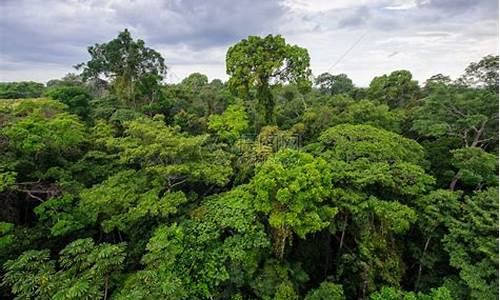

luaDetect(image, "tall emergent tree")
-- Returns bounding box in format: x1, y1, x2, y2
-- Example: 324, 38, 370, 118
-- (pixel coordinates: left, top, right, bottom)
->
226, 34, 312, 125
76, 29, 167, 108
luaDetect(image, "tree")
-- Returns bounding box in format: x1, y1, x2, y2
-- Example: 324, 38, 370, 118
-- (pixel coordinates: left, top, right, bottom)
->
0, 99, 87, 224
273, 84, 308, 129
76, 29, 167, 108
1, 29, 498, 300
181, 72, 209, 92
115, 186, 270, 299
45, 85, 91, 119
250, 149, 338, 259
449, 147, 498, 190
43, 114, 233, 236
226, 34, 312, 125
208, 103, 249, 143
3, 238, 126, 300
458, 55, 499, 91
46, 73, 84, 88
0, 82, 45, 99
412, 81, 498, 190
369, 286, 453, 300
305, 281, 345, 300
443, 187, 499, 300
175, 73, 230, 117
331, 99, 401, 133
411, 189, 461, 290
315, 73, 354, 96
413, 86, 498, 149
423, 74, 452, 90
310, 124, 434, 297
367, 70, 420, 108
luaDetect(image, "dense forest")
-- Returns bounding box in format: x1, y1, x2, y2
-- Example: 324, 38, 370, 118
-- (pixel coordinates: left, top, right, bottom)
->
0, 29, 498, 300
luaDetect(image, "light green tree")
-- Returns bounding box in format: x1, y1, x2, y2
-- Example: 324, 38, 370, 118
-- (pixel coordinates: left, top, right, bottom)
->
305, 281, 345, 300
208, 103, 249, 143
251, 149, 338, 259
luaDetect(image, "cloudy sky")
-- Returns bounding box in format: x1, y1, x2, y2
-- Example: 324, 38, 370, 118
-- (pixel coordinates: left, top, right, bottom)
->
0, 0, 498, 86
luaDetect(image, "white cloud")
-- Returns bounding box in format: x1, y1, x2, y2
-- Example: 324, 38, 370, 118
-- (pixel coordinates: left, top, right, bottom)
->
283, 0, 379, 12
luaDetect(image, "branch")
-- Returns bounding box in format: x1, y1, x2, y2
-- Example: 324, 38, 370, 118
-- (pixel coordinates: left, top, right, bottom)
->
444, 105, 467, 118
20, 189, 44, 202
476, 137, 495, 144
170, 177, 188, 189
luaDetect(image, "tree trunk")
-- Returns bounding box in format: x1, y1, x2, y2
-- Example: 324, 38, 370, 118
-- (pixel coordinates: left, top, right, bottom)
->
104, 274, 109, 300
337, 214, 348, 259
416, 236, 431, 290
470, 120, 487, 148
450, 120, 488, 190
449, 171, 461, 191
324, 232, 331, 277
274, 226, 290, 260
257, 83, 274, 125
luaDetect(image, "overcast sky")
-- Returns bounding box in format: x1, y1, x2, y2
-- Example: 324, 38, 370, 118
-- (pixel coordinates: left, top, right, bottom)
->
0, 0, 498, 86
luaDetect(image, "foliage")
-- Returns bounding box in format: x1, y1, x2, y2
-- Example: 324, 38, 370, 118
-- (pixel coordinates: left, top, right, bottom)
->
0, 99, 86, 156
0, 32, 497, 300
367, 70, 420, 108
315, 73, 354, 96
304, 281, 345, 300
0, 222, 14, 250
0, 99, 87, 228
250, 149, 338, 258
369, 286, 453, 300
76, 29, 166, 108
332, 99, 401, 132
412, 85, 498, 149
3, 238, 125, 300
208, 103, 249, 143
458, 55, 499, 91
0, 81, 45, 99
116, 186, 270, 299
226, 34, 312, 124
450, 147, 498, 189
443, 188, 499, 300
45, 85, 91, 119
309, 124, 433, 297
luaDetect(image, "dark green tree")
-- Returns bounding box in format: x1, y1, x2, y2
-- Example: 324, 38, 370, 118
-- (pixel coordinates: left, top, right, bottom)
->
76, 29, 167, 108
443, 188, 499, 300
45, 86, 91, 119
315, 73, 354, 96
367, 70, 420, 108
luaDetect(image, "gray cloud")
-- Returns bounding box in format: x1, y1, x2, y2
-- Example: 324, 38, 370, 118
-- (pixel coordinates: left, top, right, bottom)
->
333, 0, 498, 32
418, 0, 499, 17
113, 0, 288, 48
338, 7, 372, 29
0, 0, 121, 66
0, 0, 498, 85
0, 0, 287, 67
